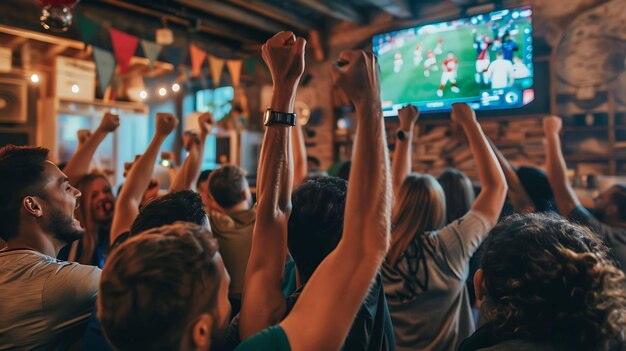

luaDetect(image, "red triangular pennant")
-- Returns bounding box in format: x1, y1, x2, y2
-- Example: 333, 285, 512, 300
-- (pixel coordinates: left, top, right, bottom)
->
108, 28, 139, 74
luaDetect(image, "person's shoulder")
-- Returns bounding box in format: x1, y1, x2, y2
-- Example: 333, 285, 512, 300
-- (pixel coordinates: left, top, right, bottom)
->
45, 260, 101, 293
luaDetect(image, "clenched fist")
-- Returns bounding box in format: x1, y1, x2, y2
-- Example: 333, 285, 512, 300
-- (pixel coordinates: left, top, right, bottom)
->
262, 31, 306, 90
451, 103, 477, 127
155, 112, 178, 137
331, 50, 380, 109
198, 112, 215, 138
543, 115, 562, 135
77, 130, 92, 146
97, 112, 120, 133
398, 104, 419, 131
183, 131, 201, 151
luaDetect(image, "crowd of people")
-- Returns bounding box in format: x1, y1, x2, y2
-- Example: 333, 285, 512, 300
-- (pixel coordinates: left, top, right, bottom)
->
1, 31, 625, 351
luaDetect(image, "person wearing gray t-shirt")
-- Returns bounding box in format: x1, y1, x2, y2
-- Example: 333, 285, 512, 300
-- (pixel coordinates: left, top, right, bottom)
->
386, 104, 507, 350
0, 146, 101, 350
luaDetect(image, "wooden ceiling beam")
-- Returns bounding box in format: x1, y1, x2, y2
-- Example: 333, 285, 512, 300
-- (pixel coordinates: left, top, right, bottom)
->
226, 0, 318, 32
292, 0, 364, 24
100, 0, 258, 45
360, 0, 413, 19
174, 0, 286, 34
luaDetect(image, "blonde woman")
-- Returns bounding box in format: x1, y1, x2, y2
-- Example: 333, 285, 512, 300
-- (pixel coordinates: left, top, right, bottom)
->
383, 103, 507, 351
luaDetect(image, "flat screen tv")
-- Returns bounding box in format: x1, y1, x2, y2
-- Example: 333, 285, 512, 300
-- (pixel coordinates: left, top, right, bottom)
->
373, 6, 534, 116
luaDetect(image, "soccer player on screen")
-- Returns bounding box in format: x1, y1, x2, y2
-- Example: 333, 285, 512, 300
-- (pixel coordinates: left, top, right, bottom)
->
473, 31, 493, 86
394, 51, 403, 73
501, 32, 519, 61
434, 37, 444, 55
512, 56, 531, 79
423, 49, 437, 77
413, 44, 423, 66
487, 50, 515, 89
437, 51, 460, 97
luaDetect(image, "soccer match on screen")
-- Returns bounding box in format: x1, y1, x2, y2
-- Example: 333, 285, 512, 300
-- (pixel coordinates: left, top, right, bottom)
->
373, 6, 534, 115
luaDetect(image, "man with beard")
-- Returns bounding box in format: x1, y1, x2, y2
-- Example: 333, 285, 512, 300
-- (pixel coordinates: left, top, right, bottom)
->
0, 145, 101, 350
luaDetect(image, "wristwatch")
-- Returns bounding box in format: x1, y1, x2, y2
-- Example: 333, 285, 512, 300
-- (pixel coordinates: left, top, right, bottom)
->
263, 109, 297, 126
396, 129, 412, 141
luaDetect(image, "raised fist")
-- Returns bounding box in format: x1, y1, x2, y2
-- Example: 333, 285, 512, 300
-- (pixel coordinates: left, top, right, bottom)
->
198, 112, 215, 138
155, 112, 178, 137
543, 115, 562, 135
97, 112, 120, 133
77, 129, 92, 146
183, 131, 201, 151
398, 104, 419, 131
451, 103, 477, 127
262, 31, 306, 90
331, 50, 380, 108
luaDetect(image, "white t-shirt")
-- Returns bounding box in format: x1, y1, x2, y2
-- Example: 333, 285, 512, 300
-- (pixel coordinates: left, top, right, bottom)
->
0, 249, 101, 350
382, 211, 492, 351
487, 59, 514, 89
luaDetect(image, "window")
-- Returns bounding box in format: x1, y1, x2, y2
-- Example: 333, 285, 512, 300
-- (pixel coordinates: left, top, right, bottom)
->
195, 86, 234, 121
195, 86, 235, 169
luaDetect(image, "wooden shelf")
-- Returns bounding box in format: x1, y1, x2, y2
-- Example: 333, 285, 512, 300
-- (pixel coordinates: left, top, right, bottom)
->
563, 126, 609, 132
564, 154, 626, 162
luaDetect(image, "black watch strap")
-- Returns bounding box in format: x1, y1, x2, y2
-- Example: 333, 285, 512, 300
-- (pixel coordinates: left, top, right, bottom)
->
264, 109, 296, 126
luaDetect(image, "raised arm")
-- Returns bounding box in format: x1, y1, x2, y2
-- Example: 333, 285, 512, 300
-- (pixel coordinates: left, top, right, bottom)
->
110, 113, 178, 244
169, 113, 214, 192
543, 116, 580, 215
392, 105, 418, 198
293, 122, 307, 188
240, 32, 305, 339
280, 50, 391, 351
64, 112, 119, 185
452, 103, 507, 225
487, 137, 534, 212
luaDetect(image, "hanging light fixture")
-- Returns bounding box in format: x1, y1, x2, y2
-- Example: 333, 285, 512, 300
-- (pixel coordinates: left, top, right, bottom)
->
37, 0, 80, 32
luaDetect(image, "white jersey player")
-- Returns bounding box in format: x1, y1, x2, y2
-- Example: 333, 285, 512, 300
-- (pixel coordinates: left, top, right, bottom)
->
394, 51, 403, 73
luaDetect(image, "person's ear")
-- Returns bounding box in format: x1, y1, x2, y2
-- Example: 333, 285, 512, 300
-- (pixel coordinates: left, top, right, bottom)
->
23, 196, 44, 218
191, 313, 212, 350
241, 190, 249, 202
473, 268, 486, 307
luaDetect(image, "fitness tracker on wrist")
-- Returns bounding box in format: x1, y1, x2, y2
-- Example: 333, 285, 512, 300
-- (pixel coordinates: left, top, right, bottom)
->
263, 109, 297, 126
396, 129, 412, 141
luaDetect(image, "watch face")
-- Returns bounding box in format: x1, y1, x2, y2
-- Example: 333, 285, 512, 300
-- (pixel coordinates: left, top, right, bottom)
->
396, 130, 406, 141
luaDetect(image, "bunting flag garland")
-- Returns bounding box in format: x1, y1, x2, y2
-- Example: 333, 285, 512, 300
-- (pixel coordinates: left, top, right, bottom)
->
164, 47, 184, 70
76, 15, 100, 47
226, 60, 243, 87
208, 54, 225, 87
140, 40, 162, 69
189, 44, 207, 77
92, 46, 116, 93
108, 28, 139, 74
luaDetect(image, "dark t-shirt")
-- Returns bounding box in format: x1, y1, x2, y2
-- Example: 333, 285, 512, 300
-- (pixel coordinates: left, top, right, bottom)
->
58, 226, 110, 268
222, 272, 395, 351
569, 205, 626, 270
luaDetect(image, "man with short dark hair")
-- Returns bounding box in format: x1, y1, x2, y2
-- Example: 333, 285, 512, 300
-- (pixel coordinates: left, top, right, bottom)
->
288, 177, 396, 350
84, 190, 211, 350
208, 164, 255, 315
0, 145, 100, 349
98, 222, 231, 350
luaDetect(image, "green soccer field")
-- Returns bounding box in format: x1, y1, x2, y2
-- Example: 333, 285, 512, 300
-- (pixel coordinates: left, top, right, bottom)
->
377, 22, 531, 107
